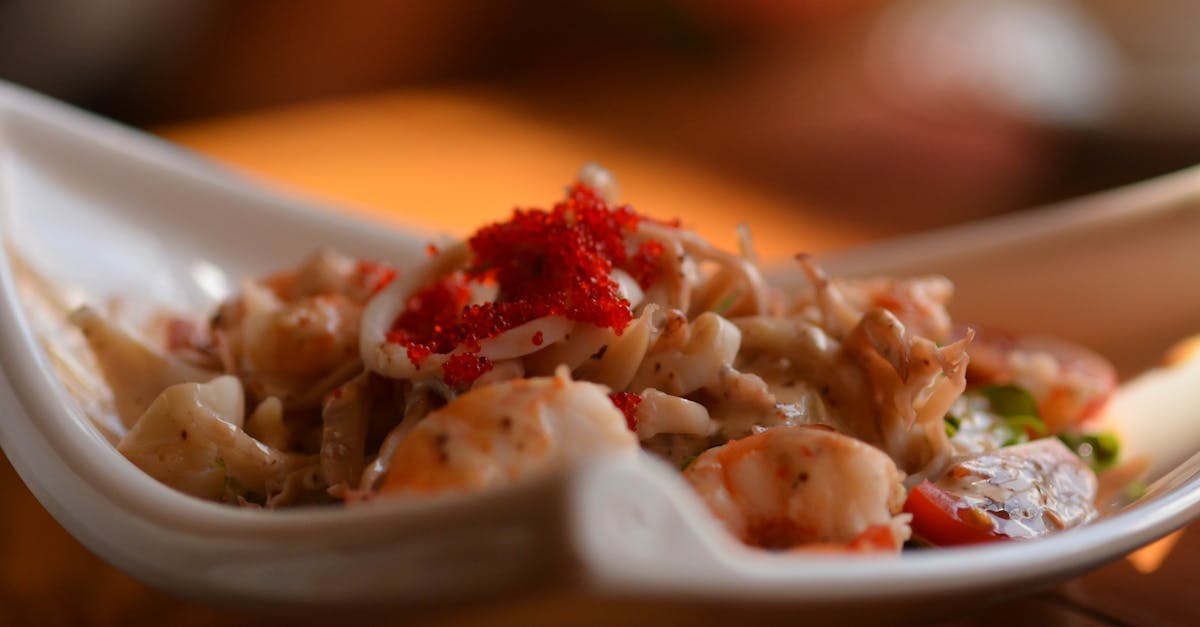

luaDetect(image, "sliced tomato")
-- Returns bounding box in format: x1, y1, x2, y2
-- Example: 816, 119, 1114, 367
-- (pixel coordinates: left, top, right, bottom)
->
903, 480, 1003, 546
906, 439, 1099, 546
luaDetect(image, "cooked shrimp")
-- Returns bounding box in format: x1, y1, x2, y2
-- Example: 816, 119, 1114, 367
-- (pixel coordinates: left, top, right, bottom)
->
965, 328, 1117, 433
242, 291, 363, 383
379, 370, 638, 495
684, 425, 910, 551
204, 249, 387, 403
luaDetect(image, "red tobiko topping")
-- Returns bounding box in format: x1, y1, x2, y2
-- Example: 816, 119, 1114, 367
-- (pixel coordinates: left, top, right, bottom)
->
388, 277, 472, 358
387, 183, 667, 373
355, 259, 398, 295
465, 184, 643, 330
442, 353, 494, 387
629, 240, 665, 289
532, 331, 544, 346
609, 392, 642, 431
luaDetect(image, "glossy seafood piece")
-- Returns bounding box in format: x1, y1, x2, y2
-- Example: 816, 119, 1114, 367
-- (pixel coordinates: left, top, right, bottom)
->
117, 376, 314, 502
69, 306, 217, 428
839, 309, 970, 481
380, 371, 638, 495
733, 309, 969, 483
915, 438, 1098, 543
208, 248, 382, 404
629, 311, 742, 396
684, 426, 910, 551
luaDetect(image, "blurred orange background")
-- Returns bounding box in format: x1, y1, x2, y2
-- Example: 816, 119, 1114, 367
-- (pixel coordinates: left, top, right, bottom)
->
5, 0, 1200, 237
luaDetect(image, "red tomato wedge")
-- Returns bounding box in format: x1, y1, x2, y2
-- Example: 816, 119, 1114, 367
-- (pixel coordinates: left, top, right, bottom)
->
905, 439, 1099, 546
903, 481, 1003, 546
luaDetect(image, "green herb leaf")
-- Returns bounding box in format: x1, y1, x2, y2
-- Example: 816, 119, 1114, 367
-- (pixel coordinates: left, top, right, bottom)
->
1005, 414, 1048, 440
1058, 431, 1121, 472
944, 414, 961, 438
979, 384, 1040, 419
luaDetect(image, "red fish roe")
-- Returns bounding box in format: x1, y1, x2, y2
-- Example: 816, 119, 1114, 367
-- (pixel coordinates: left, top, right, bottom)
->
609, 392, 642, 431
532, 331, 544, 346
355, 259, 398, 296
388, 277, 472, 360
442, 353, 494, 387
629, 240, 665, 289
387, 183, 667, 372
466, 183, 648, 330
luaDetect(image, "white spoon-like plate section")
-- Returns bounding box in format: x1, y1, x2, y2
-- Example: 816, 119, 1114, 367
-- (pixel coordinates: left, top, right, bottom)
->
1, 81, 1199, 624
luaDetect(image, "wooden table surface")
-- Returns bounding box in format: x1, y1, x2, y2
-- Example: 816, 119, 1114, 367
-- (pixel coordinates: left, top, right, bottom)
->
2, 87, 1197, 626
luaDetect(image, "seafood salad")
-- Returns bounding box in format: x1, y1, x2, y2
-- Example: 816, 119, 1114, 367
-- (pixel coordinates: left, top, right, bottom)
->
71, 164, 1120, 552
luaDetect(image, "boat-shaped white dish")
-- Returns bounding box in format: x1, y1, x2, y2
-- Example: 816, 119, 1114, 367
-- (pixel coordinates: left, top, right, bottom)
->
1, 81, 1199, 625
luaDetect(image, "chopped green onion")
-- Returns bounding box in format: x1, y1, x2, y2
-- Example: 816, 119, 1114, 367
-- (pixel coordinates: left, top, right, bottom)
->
1125, 479, 1149, 501
680, 454, 699, 470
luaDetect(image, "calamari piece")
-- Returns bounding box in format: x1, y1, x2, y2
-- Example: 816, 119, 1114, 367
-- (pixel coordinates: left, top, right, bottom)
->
700, 361, 829, 440
69, 306, 217, 428
637, 235, 694, 313
685, 426, 910, 551
245, 396, 288, 451
637, 221, 769, 316
117, 376, 314, 502
522, 322, 613, 375
574, 305, 656, 391
634, 389, 715, 440
470, 358, 526, 389
629, 311, 741, 396
380, 371, 637, 495
360, 243, 472, 380
734, 315, 877, 434
321, 373, 372, 496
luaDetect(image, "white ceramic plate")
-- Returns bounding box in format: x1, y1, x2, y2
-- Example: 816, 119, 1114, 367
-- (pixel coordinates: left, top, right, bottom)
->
1, 81, 1199, 625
